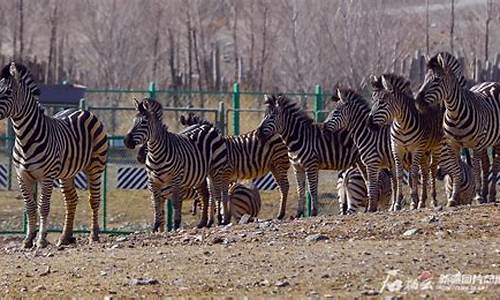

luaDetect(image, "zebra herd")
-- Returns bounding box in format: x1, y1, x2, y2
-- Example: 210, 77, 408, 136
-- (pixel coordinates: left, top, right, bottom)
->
0, 51, 498, 249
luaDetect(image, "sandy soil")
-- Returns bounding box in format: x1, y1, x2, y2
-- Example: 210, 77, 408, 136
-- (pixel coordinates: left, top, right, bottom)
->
0, 204, 499, 299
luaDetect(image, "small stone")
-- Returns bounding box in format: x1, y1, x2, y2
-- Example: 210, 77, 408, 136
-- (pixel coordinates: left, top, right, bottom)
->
33, 285, 46, 292
104, 296, 114, 300
210, 237, 224, 244
20, 287, 27, 292
110, 244, 121, 249
239, 214, 252, 225
259, 279, 270, 287
386, 279, 403, 292
275, 280, 290, 287
324, 295, 334, 299
100, 271, 108, 276
403, 228, 420, 236
128, 278, 159, 286
305, 234, 329, 242
417, 271, 432, 282
321, 274, 330, 279
115, 236, 128, 242
361, 290, 379, 296
39, 266, 51, 277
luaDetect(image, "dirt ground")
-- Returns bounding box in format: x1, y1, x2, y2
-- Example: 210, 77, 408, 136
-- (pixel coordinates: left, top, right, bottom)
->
0, 204, 498, 299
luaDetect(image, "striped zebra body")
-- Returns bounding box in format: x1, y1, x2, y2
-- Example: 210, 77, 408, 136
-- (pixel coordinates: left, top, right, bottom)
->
325, 88, 396, 212
256, 95, 359, 217
179, 113, 290, 219
190, 183, 261, 222
368, 74, 443, 211
228, 183, 261, 222
436, 143, 475, 205
124, 98, 229, 230
416, 52, 500, 204
0, 63, 108, 248
337, 167, 392, 214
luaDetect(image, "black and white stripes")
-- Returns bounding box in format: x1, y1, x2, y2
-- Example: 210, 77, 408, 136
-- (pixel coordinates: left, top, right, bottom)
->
0, 62, 108, 248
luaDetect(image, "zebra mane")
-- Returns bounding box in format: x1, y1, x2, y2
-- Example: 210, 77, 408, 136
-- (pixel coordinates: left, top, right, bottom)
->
0, 63, 41, 96
179, 112, 214, 127
378, 73, 413, 97
428, 52, 467, 87
276, 95, 314, 125
337, 88, 370, 110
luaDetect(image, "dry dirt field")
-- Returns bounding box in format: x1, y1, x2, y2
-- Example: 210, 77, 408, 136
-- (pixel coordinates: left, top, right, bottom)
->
0, 204, 499, 299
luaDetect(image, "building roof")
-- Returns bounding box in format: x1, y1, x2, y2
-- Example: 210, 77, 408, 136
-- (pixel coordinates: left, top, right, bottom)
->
39, 84, 86, 105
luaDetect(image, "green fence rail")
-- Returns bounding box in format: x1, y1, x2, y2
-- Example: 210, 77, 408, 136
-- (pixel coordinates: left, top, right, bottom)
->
0, 82, 333, 236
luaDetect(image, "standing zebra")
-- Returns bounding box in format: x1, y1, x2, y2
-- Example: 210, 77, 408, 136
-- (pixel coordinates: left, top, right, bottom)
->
325, 88, 397, 212
337, 167, 392, 214
256, 94, 359, 217
124, 98, 229, 229
178, 112, 290, 220
367, 74, 443, 210
436, 143, 475, 205
416, 52, 500, 204
0, 63, 108, 248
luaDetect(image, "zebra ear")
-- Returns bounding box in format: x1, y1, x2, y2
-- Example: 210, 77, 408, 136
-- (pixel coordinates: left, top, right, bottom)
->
133, 97, 140, 109
9, 62, 19, 81
264, 94, 275, 106
427, 55, 442, 72
369, 75, 383, 90
381, 75, 393, 92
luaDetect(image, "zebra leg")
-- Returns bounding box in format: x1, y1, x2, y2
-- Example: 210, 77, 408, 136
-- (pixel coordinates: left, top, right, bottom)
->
149, 184, 165, 232
418, 155, 430, 209
36, 179, 54, 248
196, 182, 209, 228
471, 151, 485, 204
488, 146, 499, 203
18, 176, 37, 249
409, 152, 423, 210
479, 149, 491, 202
429, 150, 440, 207
447, 146, 463, 207
293, 164, 306, 218
86, 171, 103, 243
58, 178, 79, 246
366, 167, 380, 212
271, 168, 289, 220
389, 166, 398, 212
393, 152, 405, 211
172, 191, 182, 230
305, 167, 319, 217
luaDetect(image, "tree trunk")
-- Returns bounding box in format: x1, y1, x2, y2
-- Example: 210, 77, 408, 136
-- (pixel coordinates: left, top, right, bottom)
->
450, 0, 455, 53
18, 0, 24, 62
484, 0, 492, 62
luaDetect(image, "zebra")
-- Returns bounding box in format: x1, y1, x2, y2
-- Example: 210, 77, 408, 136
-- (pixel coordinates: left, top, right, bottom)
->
436, 143, 475, 206
227, 183, 261, 222
337, 167, 392, 214
0, 62, 108, 248
256, 94, 359, 217
123, 98, 229, 229
325, 88, 397, 212
177, 112, 290, 220
415, 52, 500, 205
367, 73, 443, 210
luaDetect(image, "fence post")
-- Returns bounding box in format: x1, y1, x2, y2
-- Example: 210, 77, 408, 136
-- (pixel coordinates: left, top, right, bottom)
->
79, 98, 86, 110
232, 82, 240, 135
314, 84, 324, 122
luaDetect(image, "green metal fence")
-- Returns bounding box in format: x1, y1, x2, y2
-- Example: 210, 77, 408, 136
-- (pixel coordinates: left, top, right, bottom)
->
0, 82, 331, 235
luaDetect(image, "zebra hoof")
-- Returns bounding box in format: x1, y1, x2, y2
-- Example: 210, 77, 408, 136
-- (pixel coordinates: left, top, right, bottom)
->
22, 239, 34, 249
475, 195, 486, 204
57, 236, 76, 246
276, 211, 286, 220
89, 235, 100, 243
196, 219, 208, 228
36, 238, 49, 249
446, 199, 457, 207
417, 202, 426, 209
310, 208, 318, 217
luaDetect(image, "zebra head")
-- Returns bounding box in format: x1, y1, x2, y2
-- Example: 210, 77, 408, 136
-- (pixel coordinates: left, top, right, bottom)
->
123, 97, 163, 149
0, 62, 40, 120
415, 52, 466, 111
325, 88, 366, 132
368, 74, 412, 128
367, 75, 397, 127
256, 94, 281, 140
